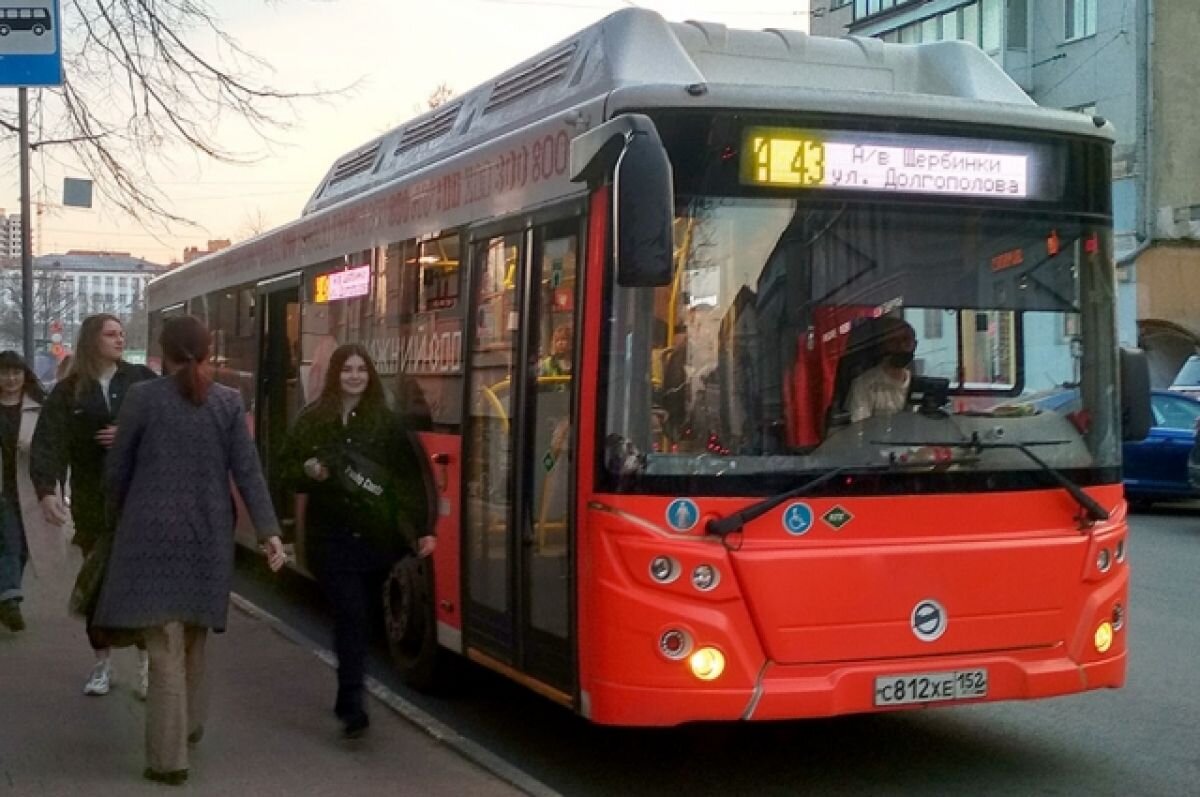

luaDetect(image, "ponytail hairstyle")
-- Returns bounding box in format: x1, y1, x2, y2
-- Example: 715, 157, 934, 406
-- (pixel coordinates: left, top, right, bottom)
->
159, 315, 213, 406
71, 313, 124, 399
0, 349, 46, 403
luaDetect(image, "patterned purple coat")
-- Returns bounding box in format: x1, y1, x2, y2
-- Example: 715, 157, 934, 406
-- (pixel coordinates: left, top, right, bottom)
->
92, 378, 280, 631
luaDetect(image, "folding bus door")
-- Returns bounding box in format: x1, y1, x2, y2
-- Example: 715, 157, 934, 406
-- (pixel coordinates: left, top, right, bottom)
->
256, 273, 302, 542
462, 218, 580, 699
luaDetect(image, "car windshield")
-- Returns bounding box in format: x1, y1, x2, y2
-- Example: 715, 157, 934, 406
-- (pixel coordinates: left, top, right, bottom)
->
600, 197, 1119, 495
1171, 357, 1200, 387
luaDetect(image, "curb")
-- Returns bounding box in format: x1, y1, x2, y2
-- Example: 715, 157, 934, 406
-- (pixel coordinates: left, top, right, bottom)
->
230, 592, 559, 797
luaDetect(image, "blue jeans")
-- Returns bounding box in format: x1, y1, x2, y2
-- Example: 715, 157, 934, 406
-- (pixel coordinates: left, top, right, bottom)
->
0, 499, 27, 603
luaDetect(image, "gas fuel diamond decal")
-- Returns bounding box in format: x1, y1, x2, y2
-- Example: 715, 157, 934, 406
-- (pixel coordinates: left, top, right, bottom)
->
821, 506, 854, 530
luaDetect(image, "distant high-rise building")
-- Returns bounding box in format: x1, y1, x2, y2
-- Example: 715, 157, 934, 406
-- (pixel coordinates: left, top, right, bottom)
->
0, 209, 30, 259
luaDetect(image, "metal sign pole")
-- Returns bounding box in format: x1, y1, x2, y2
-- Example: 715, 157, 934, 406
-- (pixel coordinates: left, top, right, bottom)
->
19, 87, 34, 363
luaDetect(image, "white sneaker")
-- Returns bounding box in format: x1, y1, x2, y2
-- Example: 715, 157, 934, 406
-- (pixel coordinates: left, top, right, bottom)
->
136, 654, 149, 701
84, 660, 111, 696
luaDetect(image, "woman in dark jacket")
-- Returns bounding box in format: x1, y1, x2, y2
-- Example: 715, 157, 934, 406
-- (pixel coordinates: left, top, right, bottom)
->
284, 343, 434, 738
94, 315, 285, 785
29, 313, 157, 697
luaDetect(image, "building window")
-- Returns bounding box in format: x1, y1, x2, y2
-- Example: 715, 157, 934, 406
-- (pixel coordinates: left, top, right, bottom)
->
924, 309, 945, 339
921, 15, 940, 42
981, 0, 1002, 53
1064, 0, 1097, 41
854, 0, 914, 21
1007, 0, 1028, 48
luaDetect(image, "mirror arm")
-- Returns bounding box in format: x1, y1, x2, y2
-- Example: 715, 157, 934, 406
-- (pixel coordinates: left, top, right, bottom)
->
570, 113, 663, 184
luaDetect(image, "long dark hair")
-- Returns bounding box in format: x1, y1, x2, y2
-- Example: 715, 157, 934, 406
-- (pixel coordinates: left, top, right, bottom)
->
0, 350, 46, 403
70, 313, 123, 399
160, 315, 213, 406
312, 344, 386, 419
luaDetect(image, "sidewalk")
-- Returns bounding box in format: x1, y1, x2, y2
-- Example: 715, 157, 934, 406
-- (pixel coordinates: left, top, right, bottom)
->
0, 552, 522, 796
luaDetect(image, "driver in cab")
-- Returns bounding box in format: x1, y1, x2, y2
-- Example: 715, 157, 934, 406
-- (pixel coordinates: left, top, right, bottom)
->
847, 317, 916, 423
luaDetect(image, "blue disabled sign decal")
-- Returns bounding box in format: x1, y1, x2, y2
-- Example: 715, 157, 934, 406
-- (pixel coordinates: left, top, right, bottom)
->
782, 502, 814, 535
666, 499, 699, 532
0, 1, 64, 87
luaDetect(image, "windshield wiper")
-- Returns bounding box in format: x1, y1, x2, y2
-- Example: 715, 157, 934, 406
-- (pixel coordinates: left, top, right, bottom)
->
706, 464, 890, 537
875, 434, 1109, 526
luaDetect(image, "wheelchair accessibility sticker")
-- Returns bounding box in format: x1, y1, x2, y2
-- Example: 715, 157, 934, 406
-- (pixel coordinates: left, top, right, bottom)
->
666, 499, 699, 532
782, 502, 814, 535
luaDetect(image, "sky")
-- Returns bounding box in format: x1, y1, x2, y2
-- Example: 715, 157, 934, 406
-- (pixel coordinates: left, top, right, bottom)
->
0, 0, 811, 264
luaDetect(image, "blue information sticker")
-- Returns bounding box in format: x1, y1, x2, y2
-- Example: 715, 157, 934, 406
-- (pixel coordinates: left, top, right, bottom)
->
782, 502, 814, 535
665, 499, 700, 532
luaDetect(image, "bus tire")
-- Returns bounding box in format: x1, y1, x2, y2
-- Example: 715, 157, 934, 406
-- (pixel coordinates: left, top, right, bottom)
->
382, 554, 442, 691
0, 26, 10, 36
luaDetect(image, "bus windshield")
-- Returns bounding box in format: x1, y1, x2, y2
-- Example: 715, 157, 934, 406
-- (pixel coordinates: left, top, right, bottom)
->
600, 197, 1119, 496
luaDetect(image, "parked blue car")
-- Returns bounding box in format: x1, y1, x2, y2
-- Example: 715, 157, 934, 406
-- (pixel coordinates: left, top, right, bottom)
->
1023, 388, 1200, 508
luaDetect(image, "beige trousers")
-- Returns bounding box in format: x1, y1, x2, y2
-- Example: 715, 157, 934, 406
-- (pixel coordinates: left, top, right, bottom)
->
143, 622, 208, 772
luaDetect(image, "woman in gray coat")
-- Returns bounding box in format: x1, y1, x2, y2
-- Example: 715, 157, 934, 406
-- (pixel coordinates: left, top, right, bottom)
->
93, 315, 285, 786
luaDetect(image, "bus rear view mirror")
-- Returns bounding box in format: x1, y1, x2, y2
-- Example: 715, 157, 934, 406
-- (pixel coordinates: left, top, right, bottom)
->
571, 114, 674, 287
1120, 347, 1151, 442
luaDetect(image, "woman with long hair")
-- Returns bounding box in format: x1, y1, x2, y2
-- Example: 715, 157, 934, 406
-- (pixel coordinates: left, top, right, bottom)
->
30, 314, 157, 696
0, 351, 58, 632
284, 343, 434, 739
92, 315, 285, 785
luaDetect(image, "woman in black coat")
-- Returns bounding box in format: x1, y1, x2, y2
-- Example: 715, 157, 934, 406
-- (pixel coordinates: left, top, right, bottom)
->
29, 313, 156, 697
284, 343, 434, 738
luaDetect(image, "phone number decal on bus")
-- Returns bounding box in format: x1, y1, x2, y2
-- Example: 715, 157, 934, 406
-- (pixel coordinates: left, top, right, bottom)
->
874, 669, 988, 707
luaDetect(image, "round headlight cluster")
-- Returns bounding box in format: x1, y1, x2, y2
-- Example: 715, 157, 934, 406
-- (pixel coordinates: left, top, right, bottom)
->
649, 556, 680, 584
1115, 538, 1126, 562
659, 629, 692, 660
692, 564, 720, 591
1096, 547, 1112, 573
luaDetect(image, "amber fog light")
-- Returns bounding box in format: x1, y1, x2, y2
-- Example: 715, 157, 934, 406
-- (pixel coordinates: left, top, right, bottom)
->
689, 647, 726, 681
692, 564, 720, 592
649, 556, 680, 584
1094, 621, 1114, 653
1096, 548, 1112, 573
1112, 602, 1125, 631
659, 629, 692, 660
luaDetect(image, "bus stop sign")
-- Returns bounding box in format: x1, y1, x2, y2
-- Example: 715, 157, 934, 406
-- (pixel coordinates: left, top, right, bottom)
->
0, 1, 63, 87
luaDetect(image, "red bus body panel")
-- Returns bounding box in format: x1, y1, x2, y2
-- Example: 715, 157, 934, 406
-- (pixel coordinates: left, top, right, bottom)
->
576, 486, 1128, 726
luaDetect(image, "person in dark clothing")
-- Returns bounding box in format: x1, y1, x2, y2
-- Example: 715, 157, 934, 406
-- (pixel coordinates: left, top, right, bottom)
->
0, 351, 53, 632
283, 344, 434, 739
29, 314, 157, 697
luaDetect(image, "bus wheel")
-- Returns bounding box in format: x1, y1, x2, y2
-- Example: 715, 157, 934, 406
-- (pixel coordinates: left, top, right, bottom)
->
382, 554, 441, 691
32, 24, 44, 35
0, 26, 10, 36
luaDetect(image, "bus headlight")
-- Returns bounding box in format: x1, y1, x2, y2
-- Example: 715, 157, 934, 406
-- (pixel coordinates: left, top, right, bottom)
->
1094, 621, 1114, 653
649, 556, 680, 584
1096, 548, 1112, 573
659, 629, 692, 660
689, 647, 726, 681
691, 564, 720, 591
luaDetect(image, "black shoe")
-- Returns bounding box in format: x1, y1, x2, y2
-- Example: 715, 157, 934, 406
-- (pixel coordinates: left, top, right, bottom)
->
143, 768, 188, 786
0, 600, 24, 632
341, 713, 370, 740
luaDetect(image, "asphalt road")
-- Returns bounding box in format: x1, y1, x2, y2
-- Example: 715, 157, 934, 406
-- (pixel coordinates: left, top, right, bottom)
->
233, 506, 1200, 796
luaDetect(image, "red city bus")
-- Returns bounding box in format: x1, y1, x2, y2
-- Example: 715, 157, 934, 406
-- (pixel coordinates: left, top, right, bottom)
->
147, 9, 1149, 725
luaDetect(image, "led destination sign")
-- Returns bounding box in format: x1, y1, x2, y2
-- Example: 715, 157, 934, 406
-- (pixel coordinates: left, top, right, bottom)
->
741, 127, 1045, 200
314, 264, 371, 303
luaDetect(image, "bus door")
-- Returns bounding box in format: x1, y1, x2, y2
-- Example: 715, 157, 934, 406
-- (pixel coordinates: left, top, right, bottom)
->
256, 273, 302, 537
463, 218, 580, 698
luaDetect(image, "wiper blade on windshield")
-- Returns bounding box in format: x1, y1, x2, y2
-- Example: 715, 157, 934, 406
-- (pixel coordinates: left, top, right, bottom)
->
706, 464, 907, 537
874, 435, 1110, 526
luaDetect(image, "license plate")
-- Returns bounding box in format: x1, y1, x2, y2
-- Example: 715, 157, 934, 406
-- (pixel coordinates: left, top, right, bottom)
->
874, 669, 988, 707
